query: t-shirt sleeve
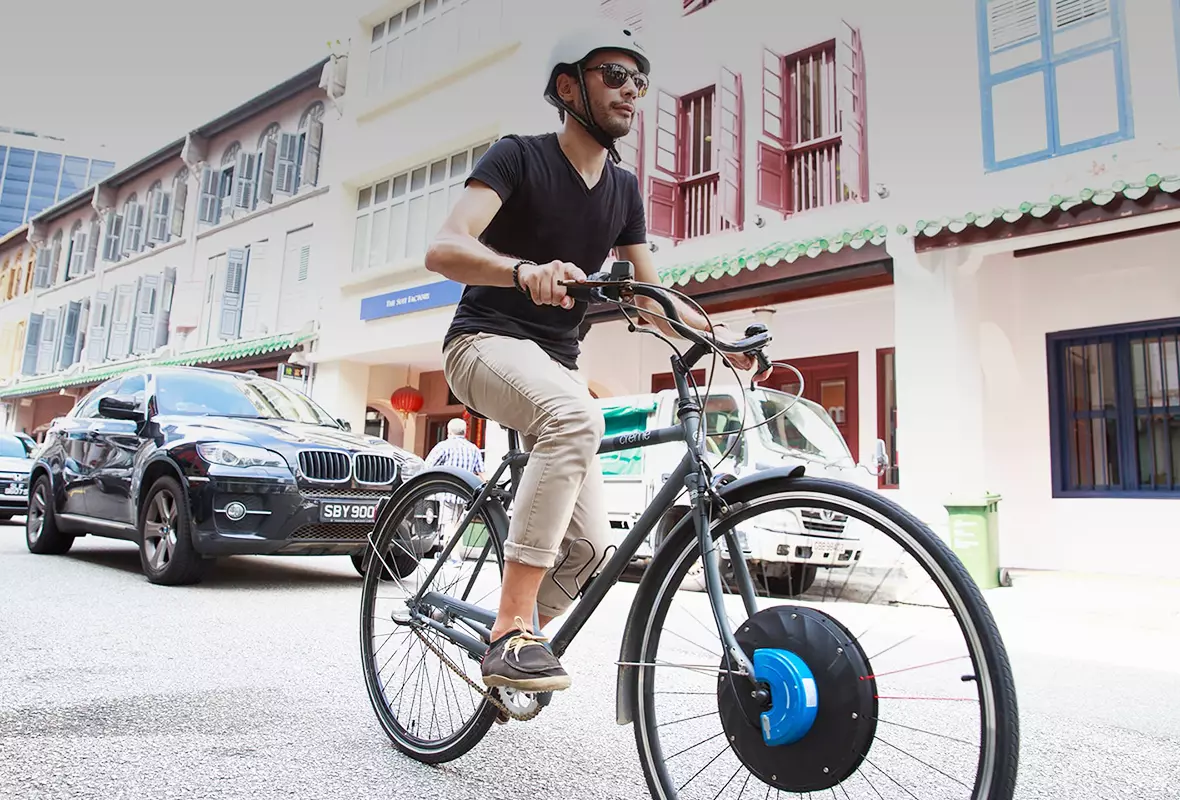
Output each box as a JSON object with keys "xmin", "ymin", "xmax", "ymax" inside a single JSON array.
[
  {"xmin": 465, "ymin": 136, "xmax": 524, "ymax": 204},
  {"xmin": 614, "ymin": 171, "xmax": 648, "ymax": 247}
]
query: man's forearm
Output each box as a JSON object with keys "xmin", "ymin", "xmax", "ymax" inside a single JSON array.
[
  {"xmin": 637, "ymin": 295, "xmax": 719, "ymax": 339},
  {"xmin": 425, "ymin": 231, "xmax": 519, "ymax": 288}
]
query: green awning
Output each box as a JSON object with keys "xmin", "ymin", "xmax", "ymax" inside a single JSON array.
[
  {"xmin": 0, "ymin": 331, "xmax": 316, "ymax": 400},
  {"xmin": 656, "ymin": 225, "xmax": 889, "ymax": 286},
  {"xmin": 599, "ymin": 397, "xmax": 657, "ymax": 477},
  {"xmin": 899, "ymin": 172, "xmax": 1180, "ymax": 240}
]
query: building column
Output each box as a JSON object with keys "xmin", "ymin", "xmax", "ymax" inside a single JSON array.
[
  {"xmin": 889, "ymin": 235, "xmax": 988, "ymax": 535},
  {"xmin": 309, "ymin": 360, "xmax": 369, "ymax": 435}
]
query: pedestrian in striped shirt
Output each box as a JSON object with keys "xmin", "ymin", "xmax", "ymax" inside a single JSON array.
[{"xmin": 425, "ymin": 418, "xmax": 485, "ymax": 481}]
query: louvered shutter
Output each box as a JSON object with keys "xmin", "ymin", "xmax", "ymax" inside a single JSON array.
[
  {"xmin": 57, "ymin": 301, "xmax": 81, "ymax": 370},
  {"xmin": 647, "ymin": 177, "xmax": 679, "ymax": 240},
  {"xmin": 132, "ymin": 275, "xmax": 160, "ymax": 354},
  {"xmin": 655, "ymin": 89, "xmax": 682, "ymax": 176},
  {"xmin": 259, "ymin": 138, "xmax": 278, "ymax": 204},
  {"xmin": 170, "ymin": 179, "xmax": 188, "ymax": 237},
  {"xmin": 219, "ymin": 248, "xmax": 248, "ymax": 338},
  {"xmin": 837, "ymin": 21, "xmax": 867, "ymax": 201},
  {"xmin": 302, "ymin": 120, "xmax": 323, "ymax": 188},
  {"xmin": 87, "ymin": 291, "xmax": 111, "ymax": 363},
  {"xmin": 155, "ymin": 267, "xmax": 176, "ymax": 349},
  {"xmin": 716, "ymin": 65, "xmax": 743, "ymax": 229},
  {"xmin": 22, "ymin": 314, "xmax": 42, "ymax": 375}
]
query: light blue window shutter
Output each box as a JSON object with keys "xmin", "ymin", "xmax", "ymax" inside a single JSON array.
[
  {"xmin": 22, "ymin": 314, "xmax": 42, "ymax": 375},
  {"xmin": 33, "ymin": 247, "xmax": 51, "ymax": 288},
  {"xmin": 155, "ymin": 267, "xmax": 176, "ymax": 348},
  {"xmin": 234, "ymin": 152, "xmax": 257, "ymax": 209},
  {"xmin": 276, "ymin": 134, "xmax": 298, "ymax": 193},
  {"xmin": 106, "ymin": 283, "xmax": 135, "ymax": 360},
  {"xmin": 36, "ymin": 307, "xmax": 60, "ymax": 374},
  {"xmin": 132, "ymin": 274, "xmax": 159, "ymax": 354},
  {"xmin": 198, "ymin": 167, "xmax": 220, "ymax": 224},
  {"xmin": 84, "ymin": 219, "xmax": 100, "ymax": 272},
  {"xmin": 220, "ymin": 248, "xmax": 248, "ymax": 338},
  {"xmin": 302, "ymin": 120, "xmax": 323, "ymax": 188},
  {"xmin": 103, "ymin": 213, "xmax": 123, "ymax": 261},
  {"xmin": 57, "ymin": 300, "xmax": 82, "ymax": 370},
  {"xmin": 170, "ymin": 179, "xmax": 188, "ymax": 238},
  {"xmin": 87, "ymin": 291, "xmax": 112, "ymax": 363},
  {"xmin": 259, "ymin": 139, "xmax": 278, "ymax": 203}
]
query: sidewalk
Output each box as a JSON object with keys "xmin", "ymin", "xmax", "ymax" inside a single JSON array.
[{"xmin": 980, "ymin": 569, "xmax": 1180, "ymax": 672}]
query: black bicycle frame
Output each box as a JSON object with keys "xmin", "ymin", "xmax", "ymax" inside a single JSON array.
[{"xmin": 407, "ymin": 351, "xmax": 761, "ymax": 680}]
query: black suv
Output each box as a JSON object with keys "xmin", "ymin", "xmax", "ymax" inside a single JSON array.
[{"xmin": 25, "ymin": 366, "xmax": 430, "ymax": 585}]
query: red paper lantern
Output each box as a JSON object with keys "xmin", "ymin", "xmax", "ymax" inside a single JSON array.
[{"xmin": 390, "ymin": 386, "xmax": 424, "ymax": 417}]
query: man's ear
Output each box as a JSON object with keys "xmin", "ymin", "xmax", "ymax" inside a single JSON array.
[{"xmin": 556, "ymin": 71, "xmax": 581, "ymax": 108}]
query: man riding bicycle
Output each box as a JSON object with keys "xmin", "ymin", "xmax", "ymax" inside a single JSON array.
[{"xmin": 424, "ymin": 21, "xmax": 754, "ymax": 694}]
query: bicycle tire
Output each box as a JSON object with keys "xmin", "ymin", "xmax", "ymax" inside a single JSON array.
[
  {"xmin": 359, "ymin": 471, "xmax": 510, "ymax": 764},
  {"xmin": 626, "ymin": 474, "xmax": 1020, "ymax": 800}
]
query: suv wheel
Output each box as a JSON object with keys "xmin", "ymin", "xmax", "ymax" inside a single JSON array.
[
  {"xmin": 139, "ymin": 476, "xmax": 205, "ymax": 586},
  {"xmin": 26, "ymin": 474, "xmax": 74, "ymax": 555}
]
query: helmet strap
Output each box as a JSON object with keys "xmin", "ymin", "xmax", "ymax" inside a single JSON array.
[{"xmin": 559, "ymin": 63, "xmax": 623, "ymax": 164}]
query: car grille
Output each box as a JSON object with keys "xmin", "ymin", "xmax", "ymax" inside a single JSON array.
[
  {"xmin": 298, "ymin": 450, "xmax": 351, "ymax": 482},
  {"xmin": 800, "ymin": 509, "xmax": 848, "ymax": 534},
  {"xmin": 291, "ymin": 523, "xmax": 373, "ymax": 541},
  {"xmin": 296, "ymin": 450, "xmax": 398, "ymax": 485},
  {"xmin": 354, "ymin": 454, "xmax": 397, "ymax": 485},
  {"xmin": 306, "ymin": 489, "xmax": 390, "ymax": 500}
]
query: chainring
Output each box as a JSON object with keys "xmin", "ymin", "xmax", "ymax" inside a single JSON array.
[{"xmin": 717, "ymin": 605, "xmax": 878, "ymax": 793}]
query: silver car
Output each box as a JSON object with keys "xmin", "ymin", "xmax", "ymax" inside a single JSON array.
[{"xmin": 0, "ymin": 432, "xmax": 34, "ymax": 521}]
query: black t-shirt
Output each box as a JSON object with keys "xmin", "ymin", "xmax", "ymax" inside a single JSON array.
[{"xmin": 442, "ymin": 133, "xmax": 647, "ymax": 370}]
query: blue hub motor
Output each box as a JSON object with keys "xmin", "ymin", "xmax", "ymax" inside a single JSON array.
[{"xmin": 716, "ymin": 605, "xmax": 878, "ymax": 793}]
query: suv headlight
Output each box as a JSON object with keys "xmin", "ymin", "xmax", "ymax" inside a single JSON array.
[{"xmin": 197, "ymin": 443, "xmax": 287, "ymax": 469}]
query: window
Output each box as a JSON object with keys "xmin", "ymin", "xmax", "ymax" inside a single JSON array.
[
  {"xmin": 0, "ymin": 148, "xmax": 33, "ymax": 233},
  {"xmin": 121, "ymin": 193, "xmax": 145, "ymax": 256},
  {"xmin": 146, "ymin": 180, "xmax": 171, "ymax": 244},
  {"xmin": 759, "ymin": 24, "xmax": 868, "ymax": 217},
  {"xmin": 366, "ymin": 0, "xmax": 507, "ymax": 98},
  {"xmin": 352, "ymin": 140, "xmax": 492, "ymax": 272},
  {"xmin": 1048, "ymin": 320, "xmax": 1180, "ymax": 496},
  {"xmin": 296, "ymin": 103, "xmax": 324, "ymax": 192},
  {"xmin": 648, "ymin": 67, "xmax": 743, "ymax": 242},
  {"xmin": 978, "ymin": 0, "xmax": 1131, "ymax": 170},
  {"xmin": 27, "ymin": 152, "xmax": 62, "ymax": 218},
  {"xmin": 876, "ymin": 348, "xmax": 899, "ymax": 489}
]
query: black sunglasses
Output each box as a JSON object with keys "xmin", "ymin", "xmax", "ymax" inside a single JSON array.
[{"xmin": 585, "ymin": 63, "xmax": 649, "ymax": 97}]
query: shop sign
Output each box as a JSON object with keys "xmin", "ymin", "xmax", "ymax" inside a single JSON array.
[{"xmin": 360, "ymin": 280, "xmax": 464, "ymax": 321}]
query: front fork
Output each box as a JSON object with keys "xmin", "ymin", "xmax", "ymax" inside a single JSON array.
[{"xmin": 686, "ymin": 472, "xmax": 768, "ymax": 707}]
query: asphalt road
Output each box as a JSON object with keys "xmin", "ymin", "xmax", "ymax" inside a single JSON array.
[{"xmin": 1, "ymin": 520, "xmax": 1178, "ymax": 800}]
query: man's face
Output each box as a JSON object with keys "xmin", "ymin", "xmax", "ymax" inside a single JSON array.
[{"xmin": 560, "ymin": 50, "xmax": 644, "ymax": 139}]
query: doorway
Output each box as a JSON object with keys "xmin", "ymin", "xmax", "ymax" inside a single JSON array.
[{"xmin": 766, "ymin": 352, "xmax": 859, "ymax": 460}]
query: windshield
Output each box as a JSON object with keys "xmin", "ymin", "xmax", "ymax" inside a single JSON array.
[
  {"xmin": 750, "ymin": 388, "xmax": 852, "ymax": 464},
  {"xmin": 155, "ymin": 372, "xmax": 341, "ymax": 427},
  {"xmin": 0, "ymin": 434, "xmax": 30, "ymax": 458}
]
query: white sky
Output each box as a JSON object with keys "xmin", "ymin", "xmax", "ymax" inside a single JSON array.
[{"xmin": 1, "ymin": 0, "xmax": 350, "ymax": 165}]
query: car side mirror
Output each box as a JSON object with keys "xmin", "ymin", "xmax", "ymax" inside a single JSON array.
[
  {"xmin": 337, "ymin": 418, "xmax": 352, "ymax": 432},
  {"xmin": 98, "ymin": 395, "xmax": 143, "ymax": 421}
]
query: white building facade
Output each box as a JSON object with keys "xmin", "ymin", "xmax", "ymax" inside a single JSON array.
[
  {"xmin": 0, "ymin": 61, "xmax": 341, "ymax": 437},
  {"xmin": 307, "ymin": 0, "xmax": 1180, "ymax": 578}
]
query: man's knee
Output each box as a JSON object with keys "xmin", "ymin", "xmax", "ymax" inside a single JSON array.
[{"xmin": 548, "ymin": 397, "xmax": 604, "ymax": 455}]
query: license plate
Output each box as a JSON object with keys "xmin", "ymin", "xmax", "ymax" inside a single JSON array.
[
  {"xmin": 808, "ymin": 538, "xmax": 839, "ymax": 553},
  {"xmin": 3, "ymin": 484, "xmax": 26, "ymax": 496},
  {"xmin": 319, "ymin": 500, "xmax": 380, "ymax": 523}
]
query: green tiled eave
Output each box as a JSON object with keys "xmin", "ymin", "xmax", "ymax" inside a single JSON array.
[
  {"xmin": 898, "ymin": 173, "xmax": 1180, "ymax": 239},
  {"xmin": 655, "ymin": 225, "xmax": 890, "ymax": 286},
  {"xmin": 0, "ymin": 332, "xmax": 316, "ymax": 400}
]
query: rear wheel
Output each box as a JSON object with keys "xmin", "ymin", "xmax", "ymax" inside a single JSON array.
[
  {"xmin": 26, "ymin": 475, "xmax": 74, "ymax": 555},
  {"xmin": 628, "ymin": 475, "xmax": 1019, "ymax": 800},
  {"xmin": 360, "ymin": 473, "xmax": 509, "ymax": 764}
]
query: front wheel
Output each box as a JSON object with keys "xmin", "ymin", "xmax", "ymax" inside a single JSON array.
[
  {"xmin": 26, "ymin": 475, "xmax": 74, "ymax": 555},
  {"xmin": 138, "ymin": 476, "xmax": 205, "ymax": 586},
  {"xmin": 627, "ymin": 475, "xmax": 1019, "ymax": 800}
]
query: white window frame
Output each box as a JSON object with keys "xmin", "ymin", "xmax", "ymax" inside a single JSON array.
[
  {"xmin": 351, "ymin": 140, "xmax": 492, "ymax": 273},
  {"xmin": 366, "ymin": 0, "xmax": 507, "ymax": 99}
]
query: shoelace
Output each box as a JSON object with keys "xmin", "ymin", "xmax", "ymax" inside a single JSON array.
[{"xmin": 503, "ymin": 615, "xmax": 550, "ymax": 660}]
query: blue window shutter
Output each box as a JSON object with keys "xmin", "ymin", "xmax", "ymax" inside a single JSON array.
[
  {"xmin": 36, "ymin": 307, "xmax": 60, "ymax": 374},
  {"xmin": 103, "ymin": 213, "xmax": 123, "ymax": 261},
  {"xmin": 58, "ymin": 300, "xmax": 82, "ymax": 370},
  {"xmin": 171, "ymin": 178, "xmax": 188, "ymax": 237},
  {"xmin": 87, "ymin": 291, "xmax": 112, "ymax": 363},
  {"xmin": 21, "ymin": 313, "xmax": 42, "ymax": 376},
  {"xmin": 302, "ymin": 120, "xmax": 323, "ymax": 188},
  {"xmin": 155, "ymin": 267, "xmax": 176, "ymax": 348},
  {"xmin": 33, "ymin": 247, "xmax": 51, "ymax": 288},
  {"xmin": 276, "ymin": 134, "xmax": 299, "ymax": 194},
  {"xmin": 106, "ymin": 283, "xmax": 135, "ymax": 360},
  {"xmin": 220, "ymin": 247, "xmax": 248, "ymax": 338},
  {"xmin": 198, "ymin": 167, "xmax": 220, "ymax": 224},
  {"xmin": 132, "ymin": 275, "xmax": 160, "ymax": 355},
  {"xmin": 85, "ymin": 218, "xmax": 100, "ymax": 272},
  {"xmin": 259, "ymin": 138, "xmax": 278, "ymax": 203}
]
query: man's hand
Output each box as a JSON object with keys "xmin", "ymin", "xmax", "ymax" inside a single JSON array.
[
  {"xmin": 713, "ymin": 325, "xmax": 756, "ymax": 372},
  {"xmin": 519, "ymin": 261, "xmax": 587, "ymax": 310}
]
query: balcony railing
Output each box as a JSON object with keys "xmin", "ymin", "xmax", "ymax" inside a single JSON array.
[
  {"xmin": 680, "ymin": 172, "xmax": 735, "ymax": 240},
  {"xmin": 787, "ymin": 132, "xmax": 847, "ymax": 214}
]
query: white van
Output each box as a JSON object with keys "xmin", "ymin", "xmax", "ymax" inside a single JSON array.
[{"xmin": 597, "ymin": 385, "xmax": 877, "ymax": 595}]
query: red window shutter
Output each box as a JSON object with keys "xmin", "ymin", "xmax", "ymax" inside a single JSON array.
[
  {"xmin": 655, "ymin": 89, "xmax": 682, "ymax": 177},
  {"xmin": 716, "ymin": 65, "xmax": 743, "ymax": 229},
  {"xmin": 647, "ymin": 176, "xmax": 680, "ymax": 240},
  {"xmin": 762, "ymin": 48, "xmax": 786, "ymax": 145},
  {"xmin": 837, "ymin": 21, "xmax": 868, "ymax": 201},
  {"xmin": 616, "ymin": 109, "xmax": 644, "ymax": 186},
  {"xmin": 757, "ymin": 141, "xmax": 788, "ymax": 212}
]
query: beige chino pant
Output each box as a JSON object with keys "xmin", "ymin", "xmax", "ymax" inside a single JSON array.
[{"xmin": 443, "ymin": 332, "xmax": 612, "ymax": 618}]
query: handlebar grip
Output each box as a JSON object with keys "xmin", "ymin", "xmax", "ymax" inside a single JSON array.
[{"xmin": 755, "ymin": 349, "xmax": 773, "ymax": 375}]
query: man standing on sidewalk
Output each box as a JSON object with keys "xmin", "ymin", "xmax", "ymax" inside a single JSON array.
[{"xmin": 424, "ymin": 418, "xmax": 485, "ymax": 482}]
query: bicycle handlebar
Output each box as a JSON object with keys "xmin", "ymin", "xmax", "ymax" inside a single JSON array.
[{"xmin": 559, "ymin": 264, "xmax": 774, "ymax": 373}]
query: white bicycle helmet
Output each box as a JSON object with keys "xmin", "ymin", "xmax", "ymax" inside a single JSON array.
[{"xmin": 543, "ymin": 22, "xmax": 651, "ymax": 163}]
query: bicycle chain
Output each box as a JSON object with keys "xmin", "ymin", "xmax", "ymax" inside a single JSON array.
[{"xmin": 409, "ymin": 625, "xmax": 542, "ymax": 722}]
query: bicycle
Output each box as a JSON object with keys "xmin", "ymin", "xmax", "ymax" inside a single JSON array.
[{"xmin": 358, "ymin": 262, "xmax": 1020, "ymax": 799}]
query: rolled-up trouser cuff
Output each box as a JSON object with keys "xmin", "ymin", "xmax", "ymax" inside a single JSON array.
[{"xmin": 504, "ymin": 541, "xmax": 558, "ymax": 570}]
